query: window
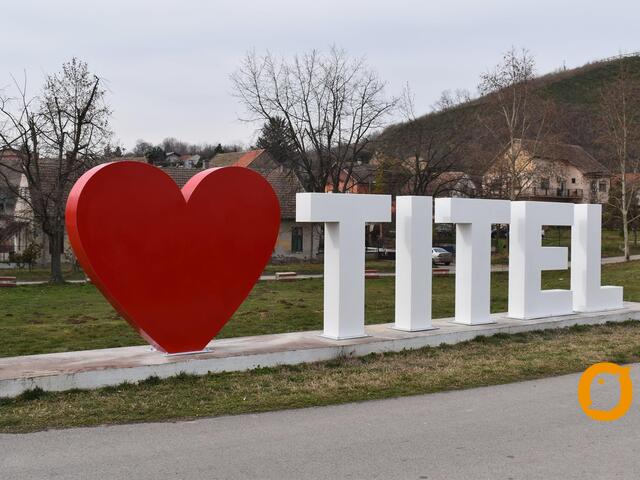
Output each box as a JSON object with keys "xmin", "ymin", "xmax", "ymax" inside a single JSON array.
[
  {"xmin": 540, "ymin": 178, "xmax": 550, "ymax": 190},
  {"xmin": 489, "ymin": 179, "xmax": 502, "ymax": 195},
  {"xmin": 591, "ymin": 180, "xmax": 598, "ymax": 194},
  {"xmin": 557, "ymin": 178, "xmax": 567, "ymax": 193},
  {"xmin": 571, "ymin": 178, "xmax": 576, "ymax": 184},
  {"xmin": 599, "ymin": 181, "xmax": 607, "ymax": 193},
  {"xmin": 291, "ymin": 227, "xmax": 303, "ymax": 253}
]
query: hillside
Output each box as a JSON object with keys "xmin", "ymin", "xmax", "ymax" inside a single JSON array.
[
  {"xmin": 537, "ymin": 54, "xmax": 640, "ymax": 106},
  {"xmin": 377, "ymin": 53, "xmax": 640, "ymax": 175}
]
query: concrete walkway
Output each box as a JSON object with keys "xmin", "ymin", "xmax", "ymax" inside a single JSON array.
[
  {"xmin": 2, "ymin": 366, "xmax": 639, "ymax": 479},
  {"xmin": 259, "ymin": 253, "xmax": 639, "ymax": 281},
  {"xmin": 602, "ymin": 253, "xmax": 640, "ymax": 263},
  {"xmin": 12, "ymin": 254, "xmax": 640, "ymax": 285}
]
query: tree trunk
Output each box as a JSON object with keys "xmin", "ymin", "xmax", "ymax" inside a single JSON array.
[
  {"xmin": 48, "ymin": 232, "xmax": 65, "ymax": 284},
  {"xmin": 622, "ymin": 209, "xmax": 630, "ymax": 261},
  {"xmin": 622, "ymin": 173, "xmax": 630, "ymax": 261}
]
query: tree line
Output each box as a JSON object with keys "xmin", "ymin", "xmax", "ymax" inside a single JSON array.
[
  {"xmin": 0, "ymin": 47, "xmax": 639, "ymax": 283},
  {"xmin": 235, "ymin": 47, "xmax": 640, "ymax": 260},
  {"xmin": 127, "ymin": 138, "xmax": 243, "ymax": 166}
]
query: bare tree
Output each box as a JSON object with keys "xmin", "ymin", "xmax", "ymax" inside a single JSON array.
[
  {"xmin": 232, "ymin": 47, "xmax": 397, "ymax": 192},
  {"xmin": 478, "ymin": 47, "xmax": 557, "ymax": 200},
  {"xmin": 597, "ymin": 57, "xmax": 640, "ymax": 261},
  {"xmin": 377, "ymin": 84, "xmax": 474, "ymax": 197},
  {"xmin": 0, "ymin": 58, "xmax": 111, "ymax": 283}
]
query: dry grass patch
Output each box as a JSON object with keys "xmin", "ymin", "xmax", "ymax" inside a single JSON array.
[{"xmin": 2, "ymin": 321, "xmax": 640, "ymax": 433}]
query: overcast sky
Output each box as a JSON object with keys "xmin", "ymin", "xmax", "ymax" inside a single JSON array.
[{"xmin": 2, "ymin": 0, "xmax": 638, "ymax": 151}]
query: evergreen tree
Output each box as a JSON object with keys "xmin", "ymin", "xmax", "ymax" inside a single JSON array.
[{"xmin": 255, "ymin": 117, "xmax": 297, "ymax": 168}]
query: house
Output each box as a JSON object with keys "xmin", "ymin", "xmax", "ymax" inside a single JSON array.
[
  {"xmin": 211, "ymin": 149, "xmax": 278, "ymax": 172},
  {"xmin": 263, "ymin": 168, "xmax": 320, "ymax": 261},
  {"xmin": 0, "ymin": 148, "xmax": 321, "ymax": 266},
  {"xmin": 424, "ymin": 171, "xmax": 477, "ymax": 198},
  {"xmin": 159, "ymin": 152, "xmax": 202, "ymax": 168},
  {"xmin": 326, "ymin": 163, "xmax": 379, "ymax": 193},
  {"xmin": 0, "ymin": 150, "xmax": 30, "ymax": 260},
  {"xmin": 609, "ymin": 173, "xmax": 640, "ymax": 211},
  {"xmin": 117, "ymin": 160, "xmax": 320, "ymax": 262},
  {"xmin": 483, "ymin": 139, "xmax": 611, "ymax": 203},
  {"xmin": 211, "ymin": 149, "xmax": 320, "ymax": 260}
]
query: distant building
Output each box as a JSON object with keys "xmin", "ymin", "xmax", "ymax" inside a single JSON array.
[
  {"xmin": 0, "ymin": 149, "xmax": 29, "ymax": 260},
  {"xmin": 0, "ymin": 148, "xmax": 322, "ymax": 265},
  {"xmin": 424, "ymin": 171, "xmax": 477, "ymax": 198},
  {"xmin": 211, "ymin": 149, "xmax": 320, "ymax": 261},
  {"xmin": 162, "ymin": 152, "xmax": 201, "ymax": 168},
  {"xmin": 326, "ymin": 163, "xmax": 379, "ymax": 193},
  {"xmin": 211, "ymin": 149, "xmax": 277, "ymax": 171},
  {"xmin": 483, "ymin": 139, "xmax": 611, "ymax": 203}
]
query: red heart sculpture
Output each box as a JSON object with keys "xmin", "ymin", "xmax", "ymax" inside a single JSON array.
[{"xmin": 66, "ymin": 162, "xmax": 280, "ymax": 353}]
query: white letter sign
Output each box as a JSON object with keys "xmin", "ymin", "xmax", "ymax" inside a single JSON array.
[
  {"xmin": 508, "ymin": 201, "xmax": 573, "ymax": 319},
  {"xmin": 394, "ymin": 196, "xmax": 434, "ymax": 331},
  {"xmin": 296, "ymin": 193, "xmax": 623, "ymax": 339},
  {"xmin": 571, "ymin": 204, "xmax": 623, "ymax": 312},
  {"xmin": 296, "ymin": 193, "xmax": 391, "ymax": 339},
  {"xmin": 435, "ymin": 198, "xmax": 510, "ymax": 325}
]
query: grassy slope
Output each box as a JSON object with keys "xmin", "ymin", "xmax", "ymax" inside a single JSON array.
[
  {"xmin": 377, "ymin": 54, "xmax": 640, "ymax": 173},
  {"xmin": 538, "ymin": 56, "xmax": 640, "ymax": 106}
]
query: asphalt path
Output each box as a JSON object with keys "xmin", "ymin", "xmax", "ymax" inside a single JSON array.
[{"xmin": 2, "ymin": 365, "xmax": 639, "ymax": 479}]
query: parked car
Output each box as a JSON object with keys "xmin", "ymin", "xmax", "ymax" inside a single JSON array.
[
  {"xmin": 439, "ymin": 244, "xmax": 456, "ymax": 256},
  {"xmin": 432, "ymin": 247, "xmax": 453, "ymax": 266}
]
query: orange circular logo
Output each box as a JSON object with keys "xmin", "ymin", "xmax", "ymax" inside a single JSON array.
[{"xmin": 578, "ymin": 362, "xmax": 632, "ymax": 422}]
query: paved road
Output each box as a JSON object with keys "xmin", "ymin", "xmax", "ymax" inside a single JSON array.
[
  {"xmin": 258, "ymin": 253, "xmax": 640, "ymax": 280},
  {"xmin": 12, "ymin": 254, "xmax": 640, "ymax": 285},
  {"xmin": 602, "ymin": 253, "xmax": 640, "ymax": 263},
  {"xmin": 2, "ymin": 366, "xmax": 639, "ymax": 479}
]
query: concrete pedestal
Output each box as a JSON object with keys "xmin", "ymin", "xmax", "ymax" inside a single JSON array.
[{"xmin": 1, "ymin": 304, "xmax": 639, "ymax": 398}]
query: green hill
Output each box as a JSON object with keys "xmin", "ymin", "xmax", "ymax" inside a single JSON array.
[
  {"xmin": 538, "ymin": 54, "xmax": 640, "ymax": 106},
  {"xmin": 377, "ymin": 53, "xmax": 640, "ymax": 174}
]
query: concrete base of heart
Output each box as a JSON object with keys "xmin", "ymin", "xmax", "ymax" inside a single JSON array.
[{"xmin": 2, "ymin": 304, "xmax": 640, "ymax": 398}]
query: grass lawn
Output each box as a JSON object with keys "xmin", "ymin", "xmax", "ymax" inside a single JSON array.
[
  {"xmin": 264, "ymin": 259, "xmax": 395, "ymax": 275},
  {"xmin": 0, "ymin": 260, "xmax": 638, "ymax": 358},
  {"xmin": 543, "ymin": 227, "xmax": 640, "ymax": 257},
  {"xmin": 491, "ymin": 228, "xmax": 640, "ymax": 263},
  {"xmin": 0, "ymin": 260, "xmax": 393, "ymax": 281},
  {"xmin": 0, "ymin": 266, "xmax": 87, "ymax": 282},
  {"xmin": 0, "ymin": 260, "xmax": 638, "ymax": 432}
]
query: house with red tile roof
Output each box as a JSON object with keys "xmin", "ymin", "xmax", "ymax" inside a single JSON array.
[
  {"xmin": 211, "ymin": 149, "xmax": 321, "ymax": 260},
  {"xmin": 211, "ymin": 149, "xmax": 278, "ymax": 171},
  {"xmin": 0, "ymin": 149, "xmax": 321, "ymax": 265}
]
